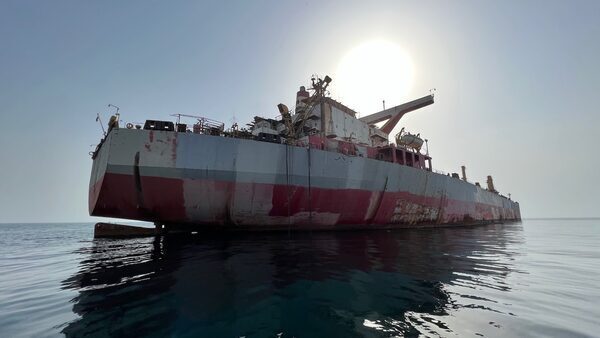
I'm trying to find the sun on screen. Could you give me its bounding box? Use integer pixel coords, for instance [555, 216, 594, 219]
[334, 40, 414, 116]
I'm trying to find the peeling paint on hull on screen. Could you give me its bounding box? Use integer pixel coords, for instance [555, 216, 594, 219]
[89, 129, 521, 230]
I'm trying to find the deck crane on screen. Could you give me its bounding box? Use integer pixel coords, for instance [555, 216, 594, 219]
[279, 75, 332, 142]
[359, 94, 435, 135]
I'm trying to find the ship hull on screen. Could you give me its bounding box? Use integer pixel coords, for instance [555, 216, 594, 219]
[89, 129, 521, 229]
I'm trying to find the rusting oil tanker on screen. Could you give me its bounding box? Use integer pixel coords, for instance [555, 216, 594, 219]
[89, 75, 520, 231]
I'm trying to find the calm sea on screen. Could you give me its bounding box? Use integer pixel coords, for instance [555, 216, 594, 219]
[0, 219, 598, 337]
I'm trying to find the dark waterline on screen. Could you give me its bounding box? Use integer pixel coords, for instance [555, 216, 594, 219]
[0, 220, 599, 337]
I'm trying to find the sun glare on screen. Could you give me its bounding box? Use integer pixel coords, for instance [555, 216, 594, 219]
[334, 40, 414, 115]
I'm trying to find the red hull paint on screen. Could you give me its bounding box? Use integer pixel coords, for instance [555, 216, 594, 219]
[91, 173, 187, 222]
[91, 173, 520, 229]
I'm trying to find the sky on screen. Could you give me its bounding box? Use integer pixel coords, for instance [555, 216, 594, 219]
[1, 0, 599, 222]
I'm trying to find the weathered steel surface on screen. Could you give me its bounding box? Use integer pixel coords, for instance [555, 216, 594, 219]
[89, 129, 521, 229]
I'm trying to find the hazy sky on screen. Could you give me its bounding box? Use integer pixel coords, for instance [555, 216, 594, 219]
[1, 0, 599, 222]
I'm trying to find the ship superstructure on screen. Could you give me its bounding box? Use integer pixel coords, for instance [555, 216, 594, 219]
[89, 76, 520, 230]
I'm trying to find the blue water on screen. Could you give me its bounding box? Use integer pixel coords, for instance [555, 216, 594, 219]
[0, 220, 599, 337]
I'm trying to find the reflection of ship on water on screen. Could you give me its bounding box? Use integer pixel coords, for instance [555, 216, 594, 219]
[61, 237, 180, 337]
[62, 224, 522, 337]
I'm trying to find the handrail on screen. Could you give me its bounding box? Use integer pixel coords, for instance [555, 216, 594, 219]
[170, 114, 225, 130]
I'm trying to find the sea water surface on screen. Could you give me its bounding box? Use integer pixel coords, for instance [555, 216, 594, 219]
[0, 219, 599, 337]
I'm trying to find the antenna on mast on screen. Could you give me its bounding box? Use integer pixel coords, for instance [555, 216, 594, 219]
[108, 104, 120, 116]
[96, 113, 106, 137]
[107, 104, 121, 130]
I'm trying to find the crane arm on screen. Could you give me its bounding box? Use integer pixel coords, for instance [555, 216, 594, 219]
[359, 94, 434, 134]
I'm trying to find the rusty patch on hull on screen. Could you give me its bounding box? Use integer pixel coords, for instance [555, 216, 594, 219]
[89, 130, 521, 230]
[91, 173, 520, 229]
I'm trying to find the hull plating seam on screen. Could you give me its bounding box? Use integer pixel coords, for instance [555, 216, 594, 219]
[91, 172, 520, 227]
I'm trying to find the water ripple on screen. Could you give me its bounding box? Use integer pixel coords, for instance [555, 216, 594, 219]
[1, 220, 600, 337]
